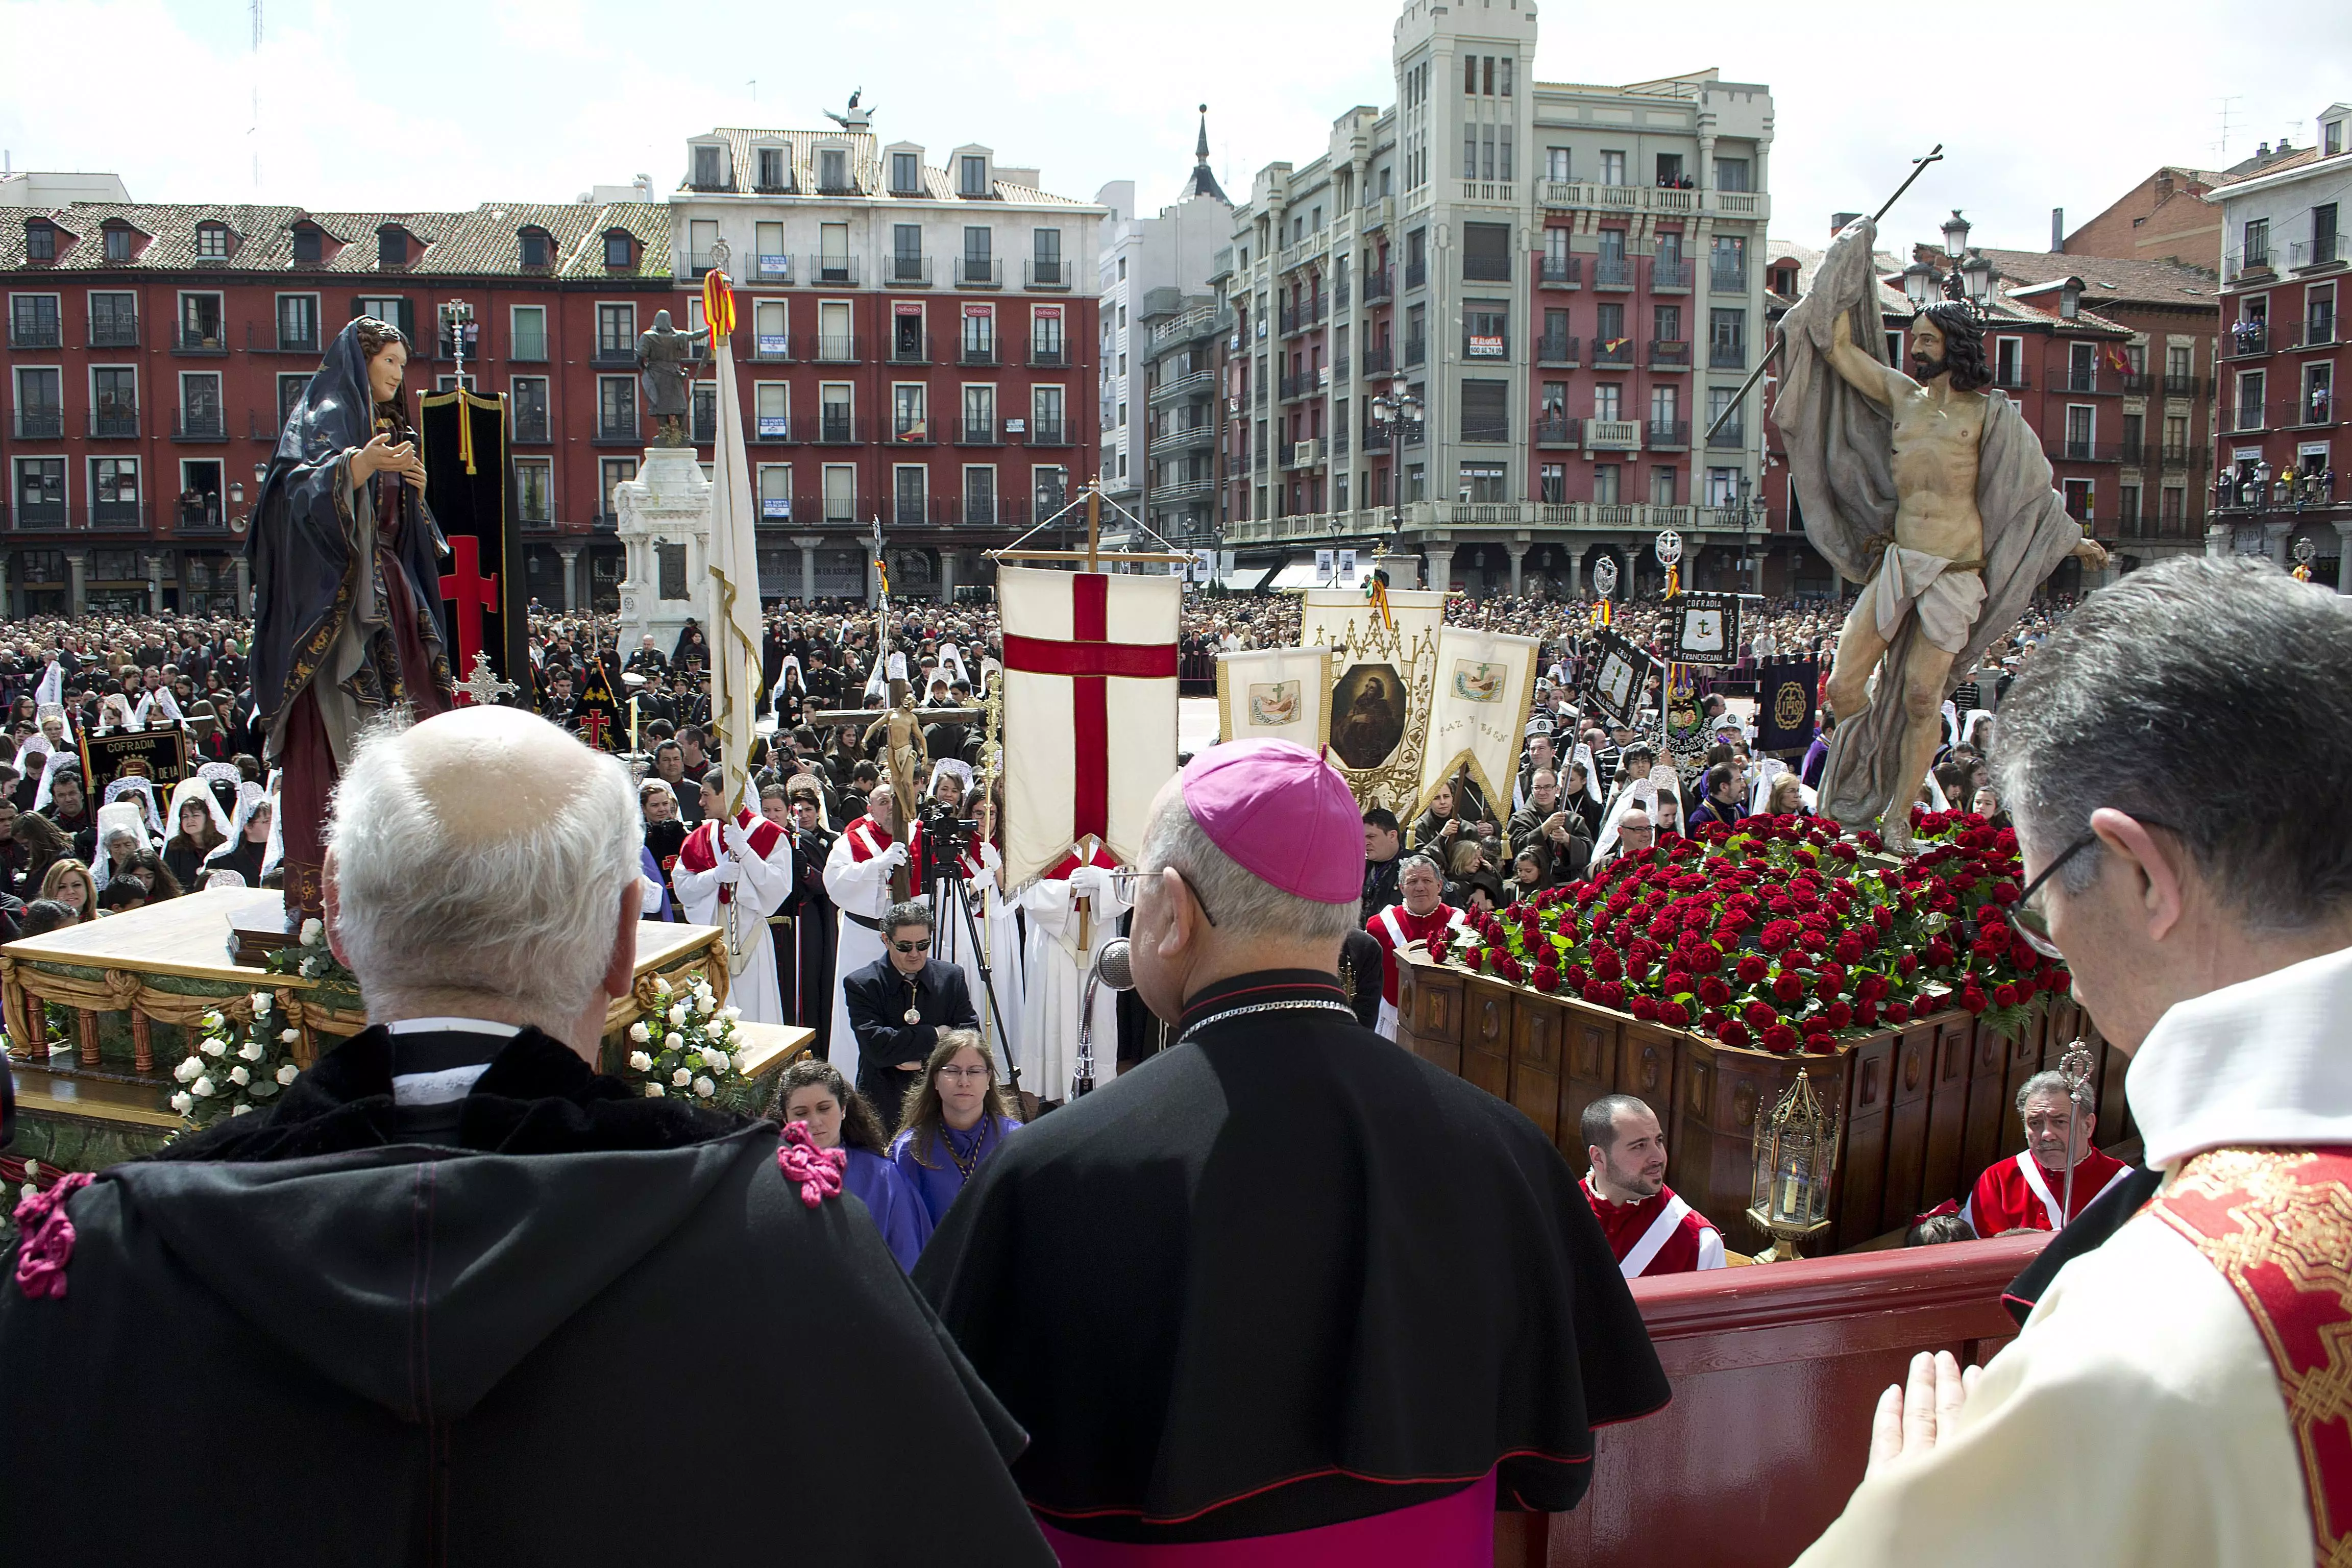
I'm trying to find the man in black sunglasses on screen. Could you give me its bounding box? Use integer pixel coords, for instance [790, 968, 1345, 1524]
[1795, 556, 2352, 1568]
[843, 900, 978, 1131]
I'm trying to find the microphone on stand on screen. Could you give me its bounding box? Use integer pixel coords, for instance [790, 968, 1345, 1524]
[1073, 939, 1134, 1099]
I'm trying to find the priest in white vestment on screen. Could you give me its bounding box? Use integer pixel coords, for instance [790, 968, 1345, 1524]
[822, 783, 910, 1095]
[1791, 558, 2352, 1568]
[1015, 847, 1126, 1104]
[669, 776, 795, 1026]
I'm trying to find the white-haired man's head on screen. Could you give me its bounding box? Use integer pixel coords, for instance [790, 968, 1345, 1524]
[324, 706, 643, 1055]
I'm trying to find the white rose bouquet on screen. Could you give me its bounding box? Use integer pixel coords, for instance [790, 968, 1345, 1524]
[616, 974, 755, 1113]
[170, 992, 305, 1131]
[261, 916, 359, 989]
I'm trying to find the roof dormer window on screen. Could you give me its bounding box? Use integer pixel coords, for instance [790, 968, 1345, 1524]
[292, 224, 323, 264]
[195, 222, 231, 259]
[26, 222, 55, 262]
[691, 142, 728, 191]
[103, 224, 136, 262]
[520, 227, 552, 268]
[2059, 280, 2081, 320]
[819, 147, 852, 195]
[756, 146, 790, 193]
[377, 225, 410, 268]
[890, 148, 924, 197]
[960, 154, 991, 198]
[604, 229, 634, 269]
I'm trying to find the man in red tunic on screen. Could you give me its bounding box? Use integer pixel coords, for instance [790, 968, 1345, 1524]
[1579, 1094, 1727, 1277]
[1365, 853, 1467, 1039]
[1966, 1070, 2132, 1237]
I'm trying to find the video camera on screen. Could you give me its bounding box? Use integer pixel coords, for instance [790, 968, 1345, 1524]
[918, 802, 979, 875]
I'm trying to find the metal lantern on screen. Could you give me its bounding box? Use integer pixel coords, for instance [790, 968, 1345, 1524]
[1747, 1070, 1841, 1262]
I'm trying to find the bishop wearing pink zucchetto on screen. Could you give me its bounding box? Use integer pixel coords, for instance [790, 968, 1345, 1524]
[915, 740, 1667, 1563]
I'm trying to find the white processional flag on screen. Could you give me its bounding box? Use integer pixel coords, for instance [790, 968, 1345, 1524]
[998, 565, 1180, 887]
[1414, 625, 1542, 819]
[703, 284, 763, 821]
[1300, 587, 1446, 665]
[1215, 645, 1334, 753]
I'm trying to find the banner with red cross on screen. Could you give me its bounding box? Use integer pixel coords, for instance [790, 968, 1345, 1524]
[998, 565, 1181, 887]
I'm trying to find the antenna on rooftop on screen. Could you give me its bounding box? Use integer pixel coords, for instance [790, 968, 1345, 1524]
[2212, 95, 2242, 159]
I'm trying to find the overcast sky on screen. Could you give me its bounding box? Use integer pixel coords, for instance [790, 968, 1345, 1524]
[3, 0, 2343, 258]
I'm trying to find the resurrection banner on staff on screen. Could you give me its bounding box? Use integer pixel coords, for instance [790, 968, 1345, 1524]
[1414, 627, 1540, 819]
[1215, 646, 1334, 753]
[418, 388, 528, 704]
[998, 566, 1181, 887]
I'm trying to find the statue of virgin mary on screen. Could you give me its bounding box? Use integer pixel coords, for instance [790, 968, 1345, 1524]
[246, 315, 454, 919]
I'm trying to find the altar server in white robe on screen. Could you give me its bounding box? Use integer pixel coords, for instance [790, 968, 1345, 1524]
[821, 783, 911, 1091]
[670, 769, 796, 1026]
[1016, 844, 1127, 1104]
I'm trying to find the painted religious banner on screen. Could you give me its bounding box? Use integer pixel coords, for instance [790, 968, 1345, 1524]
[1669, 594, 1743, 667]
[998, 566, 1181, 886]
[1414, 627, 1540, 819]
[1215, 646, 1334, 753]
[1300, 586, 1444, 664]
[1584, 626, 1656, 731]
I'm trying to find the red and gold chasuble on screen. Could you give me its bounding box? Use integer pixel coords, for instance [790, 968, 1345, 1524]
[2148, 1146, 2352, 1565]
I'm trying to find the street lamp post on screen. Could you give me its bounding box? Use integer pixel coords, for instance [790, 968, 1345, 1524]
[1369, 377, 1422, 552]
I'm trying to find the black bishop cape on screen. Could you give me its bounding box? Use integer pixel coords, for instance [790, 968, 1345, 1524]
[914, 970, 1669, 1544]
[0, 1026, 1054, 1565]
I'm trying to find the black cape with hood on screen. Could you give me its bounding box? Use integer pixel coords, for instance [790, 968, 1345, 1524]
[246, 316, 453, 742]
[0, 1026, 1053, 1566]
[913, 970, 1669, 1545]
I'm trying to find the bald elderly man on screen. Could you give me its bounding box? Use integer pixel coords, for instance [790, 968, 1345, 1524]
[0, 706, 1051, 1566]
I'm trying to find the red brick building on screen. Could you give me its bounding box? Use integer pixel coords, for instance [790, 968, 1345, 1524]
[2, 194, 675, 617]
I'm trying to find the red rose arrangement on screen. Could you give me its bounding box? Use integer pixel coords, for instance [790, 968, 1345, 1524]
[1437, 811, 2066, 1056]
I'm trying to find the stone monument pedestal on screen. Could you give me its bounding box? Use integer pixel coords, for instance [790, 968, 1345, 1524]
[1375, 552, 1422, 590]
[614, 446, 713, 659]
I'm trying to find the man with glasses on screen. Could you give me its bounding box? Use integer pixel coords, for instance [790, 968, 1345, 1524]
[1963, 1071, 2133, 1239]
[843, 900, 978, 1131]
[1365, 854, 1467, 1041]
[1793, 557, 2352, 1568]
[917, 740, 1664, 1559]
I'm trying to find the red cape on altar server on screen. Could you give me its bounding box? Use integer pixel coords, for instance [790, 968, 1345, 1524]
[1581, 1175, 1727, 1277]
[675, 807, 787, 905]
[1967, 1147, 2131, 1238]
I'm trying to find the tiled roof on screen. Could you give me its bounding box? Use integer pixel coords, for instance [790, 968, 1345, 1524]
[1965, 247, 2218, 309]
[2, 199, 673, 279]
[1762, 237, 2133, 335]
[686, 127, 1094, 207]
[2210, 145, 2330, 188]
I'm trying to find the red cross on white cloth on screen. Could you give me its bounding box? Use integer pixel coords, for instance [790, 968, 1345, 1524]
[998, 566, 1180, 886]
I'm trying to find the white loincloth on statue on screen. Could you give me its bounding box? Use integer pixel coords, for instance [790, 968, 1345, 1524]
[1863, 547, 1987, 655]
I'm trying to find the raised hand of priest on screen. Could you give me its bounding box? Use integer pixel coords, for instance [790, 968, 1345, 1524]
[1865, 1350, 1978, 1476]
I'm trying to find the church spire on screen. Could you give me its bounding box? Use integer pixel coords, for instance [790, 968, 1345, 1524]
[1186, 103, 1229, 204]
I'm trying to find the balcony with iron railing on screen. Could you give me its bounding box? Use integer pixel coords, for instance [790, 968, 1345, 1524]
[1649, 339, 1692, 370]
[1333, 279, 1352, 311]
[1707, 419, 1747, 450]
[954, 339, 998, 368]
[1149, 366, 1215, 404]
[1535, 415, 1581, 446]
[809, 334, 865, 364]
[1363, 269, 1394, 304]
[1027, 421, 1073, 447]
[1028, 342, 1072, 369]
[1361, 423, 1392, 453]
[12, 409, 64, 440]
[1536, 333, 1580, 366]
[1710, 264, 1749, 295]
[87, 406, 139, 439]
[591, 342, 636, 367]
[2222, 322, 2270, 358]
[1025, 258, 1070, 290]
[8, 320, 62, 350]
[8, 503, 67, 531]
[172, 408, 228, 442]
[808, 254, 865, 287]
[2163, 373, 2202, 398]
[2116, 505, 2210, 541]
[1405, 334, 1427, 368]
[955, 419, 1002, 447]
[512, 411, 550, 444]
[1592, 257, 1634, 290]
[751, 253, 794, 284]
[2289, 233, 2348, 271]
[1593, 337, 1634, 368]
[1362, 344, 1394, 375]
[2223, 247, 2274, 284]
[1648, 419, 1691, 450]
[87, 500, 145, 531]
[2119, 371, 2157, 394]
[751, 330, 794, 362]
[816, 414, 864, 445]
[2053, 366, 2119, 394]
[1405, 258, 1427, 291]
[1538, 255, 1583, 289]
[593, 414, 641, 446]
[87, 318, 140, 349]
[888, 416, 933, 447]
[2289, 311, 2339, 348]
[957, 256, 1004, 289]
[173, 325, 230, 355]
[884, 254, 934, 287]
[1708, 338, 1747, 370]
[888, 333, 936, 366]
[1652, 256, 1694, 292]
[2050, 437, 2125, 463]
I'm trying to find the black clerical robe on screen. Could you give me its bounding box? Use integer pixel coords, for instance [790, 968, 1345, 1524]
[844, 956, 979, 1129]
[915, 970, 1668, 1547]
[0, 1024, 1051, 1565]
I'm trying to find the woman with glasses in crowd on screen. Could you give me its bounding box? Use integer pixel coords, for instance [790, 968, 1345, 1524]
[889, 1029, 1021, 1230]
[777, 1058, 932, 1272]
